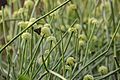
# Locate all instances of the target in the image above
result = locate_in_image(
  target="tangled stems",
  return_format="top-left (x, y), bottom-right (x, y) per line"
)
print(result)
top-left (0, 0), bottom-right (71, 54)
top-left (72, 20), bottom-right (120, 79)
top-left (19, 40), bottom-right (27, 74)
top-left (32, 19), bottom-right (77, 80)
top-left (25, 35), bottom-right (44, 74)
top-left (83, 24), bottom-right (96, 65)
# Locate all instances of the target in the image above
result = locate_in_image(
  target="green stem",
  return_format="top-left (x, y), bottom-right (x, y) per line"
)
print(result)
top-left (1, 7), bottom-right (7, 44)
top-left (83, 24), bottom-right (96, 65)
top-left (24, 35), bottom-right (44, 74)
top-left (20, 40), bottom-right (27, 74)
top-left (30, 27), bottom-right (33, 76)
top-left (30, 0), bottom-right (40, 18)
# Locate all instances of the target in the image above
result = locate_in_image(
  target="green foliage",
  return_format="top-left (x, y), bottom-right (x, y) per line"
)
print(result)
top-left (0, 0), bottom-right (120, 80)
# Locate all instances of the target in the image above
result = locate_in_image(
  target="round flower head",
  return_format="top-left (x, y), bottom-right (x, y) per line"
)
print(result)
top-left (88, 17), bottom-right (98, 24)
top-left (29, 18), bottom-right (38, 27)
top-left (29, 18), bottom-right (36, 22)
top-left (18, 21), bottom-right (29, 29)
top-left (79, 34), bottom-right (87, 41)
top-left (46, 36), bottom-right (56, 43)
top-left (83, 74), bottom-right (94, 80)
top-left (67, 4), bottom-right (77, 23)
top-left (60, 25), bottom-right (66, 31)
top-left (68, 4), bottom-right (77, 11)
top-left (7, 35), bottom-right (12, 41)
top-left (66, 57), bottom-right (75, 66)
top-left (79, 40), bottom-right (85, 47)
top-left (41, 26), bottom-right (51, 37)
top-left (74, 24), bottom-right (82, 30)
top-left (92, 35), bottom-right (97, 42)
top-left (24, 0), bottom-right (34, 9)
top-left (18, 8), bottom-right (25, 14)
top-left (21, 32), bottom-right (31, 40)
top-left (44, 23), bottom-right (51, 28)
top-left (13, 10), bottom-right (19, 18)
top-left (68, 27), bottom-right (77, 33)
top-left (98, 66), bottom-right (108, 75)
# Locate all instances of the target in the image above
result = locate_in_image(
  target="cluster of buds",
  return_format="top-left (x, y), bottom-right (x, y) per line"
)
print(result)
top-left (21, 32), bottom-right (31, 40)
top-left (83, 74), bottom-right (94, 80)
top-left (98, 66), bottom-right (108, 75)
top-left (46, 36), bottom-right (56, 43)
top-left (18, 21), bottom-right (29, 29)
top-left (24, 0), bottom-right (34, 9)
top-left (41, 25), bottom-right (51, 37)
top-left (78, 34), bottom-right (87, 47)
top-left (66, 57), bottom-right (75, 67)
top-left (68, 27), bottom-right (77, 33)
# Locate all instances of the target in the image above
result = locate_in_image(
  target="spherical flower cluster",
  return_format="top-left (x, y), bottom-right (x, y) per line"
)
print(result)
top-left (21, 32), bottom-right (31, 40)
top-left (65, 65), bottom-right (71, 70)
top-left (29, 18), bottom-right (36, 22)
top-left (74, 24), bottom-right (82, 30)
top-left (79, 34), bottom-right (87, 41)
top-left (68, 27), bottom-right (77, 33)
top-left (46, 36), bottom-right (56, 43)
top-left (7, 35), bottom-right (12, 41)
top-left (44, 23), bottom-right (51, 28)
top-left (60, 25), bottom-right (66, 31)
top-left (83, 74), bottom-right (94, 80)
top-left (41, 26), bottom-right (51, 37)
top-left (29, 18), bottom-right (38, 27)
top-left (67, 4), bottom-right (77, 23)
top-left (66, 57), bottom-right (75, 66)
top-left (68, 4), bottom-right (77, 11)
top-left (24, 0), bottom-right (34, 9)
top-left (92, 35), bottom-right (97, 42)
top-left (78, 34), bottom-right (86, 47)
top-left (98, 66), bottom-right (108, 75)
top-left (79, 40), bottom-right (85, 47)
top-left (13, 11), bottom-right (19, 18)
top-left (88, 17), bottom-right (98, 24)
top-left (18, 8), bottom-right (25, 14)
top-left (18, 21), bottom-right (29, 29)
